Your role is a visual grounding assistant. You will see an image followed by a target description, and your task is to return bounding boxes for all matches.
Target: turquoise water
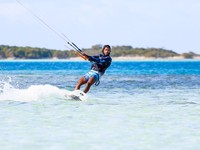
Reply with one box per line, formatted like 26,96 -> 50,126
0,60 -> 200,150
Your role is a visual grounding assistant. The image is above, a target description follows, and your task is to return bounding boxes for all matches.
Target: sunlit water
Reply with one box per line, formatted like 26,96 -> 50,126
0,60 -> 200,150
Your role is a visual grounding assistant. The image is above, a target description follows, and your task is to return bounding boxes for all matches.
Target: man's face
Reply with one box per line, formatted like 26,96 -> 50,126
103,47 -> 111,56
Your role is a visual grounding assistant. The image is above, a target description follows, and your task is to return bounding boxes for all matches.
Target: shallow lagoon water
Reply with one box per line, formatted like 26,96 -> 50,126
0,60 -> 200,150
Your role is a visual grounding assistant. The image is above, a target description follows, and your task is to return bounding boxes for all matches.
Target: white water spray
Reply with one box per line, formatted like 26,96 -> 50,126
0,81 -> 68,102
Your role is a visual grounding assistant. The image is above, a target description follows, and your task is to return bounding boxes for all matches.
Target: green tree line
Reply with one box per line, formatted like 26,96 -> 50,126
0,44 -> 199,59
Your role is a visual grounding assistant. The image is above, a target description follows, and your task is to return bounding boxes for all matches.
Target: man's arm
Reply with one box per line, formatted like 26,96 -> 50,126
83,53 -> 100,63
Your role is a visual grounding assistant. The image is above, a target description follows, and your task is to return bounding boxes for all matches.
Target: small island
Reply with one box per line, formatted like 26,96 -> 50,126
0,44 -> 199,60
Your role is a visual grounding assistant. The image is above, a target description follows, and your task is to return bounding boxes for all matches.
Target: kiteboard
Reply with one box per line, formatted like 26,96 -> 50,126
65,90 -> 87,101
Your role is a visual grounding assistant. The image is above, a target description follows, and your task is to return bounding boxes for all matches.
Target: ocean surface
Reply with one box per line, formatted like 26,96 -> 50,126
0,60 -> 200,150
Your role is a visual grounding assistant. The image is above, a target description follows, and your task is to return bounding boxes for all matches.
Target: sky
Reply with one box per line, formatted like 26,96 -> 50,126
0,0 -> 200,54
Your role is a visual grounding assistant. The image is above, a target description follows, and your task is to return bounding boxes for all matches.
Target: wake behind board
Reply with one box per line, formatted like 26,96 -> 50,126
65,90 -> 87,101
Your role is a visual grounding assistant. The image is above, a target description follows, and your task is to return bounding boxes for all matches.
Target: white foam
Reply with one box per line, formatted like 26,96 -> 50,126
0,82 -> 68,102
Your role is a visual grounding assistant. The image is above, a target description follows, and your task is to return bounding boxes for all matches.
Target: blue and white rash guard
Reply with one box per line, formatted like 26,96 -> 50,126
88,54 -> 112,75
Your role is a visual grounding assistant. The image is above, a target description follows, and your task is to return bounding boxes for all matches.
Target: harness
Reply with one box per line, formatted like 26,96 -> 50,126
95,80 -> 100,86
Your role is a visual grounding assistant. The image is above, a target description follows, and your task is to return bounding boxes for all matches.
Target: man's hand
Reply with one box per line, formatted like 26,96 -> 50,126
82,53 -> 90,59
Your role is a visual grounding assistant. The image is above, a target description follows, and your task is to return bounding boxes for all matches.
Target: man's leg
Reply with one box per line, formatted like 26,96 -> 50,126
74,76 -> 87,91
83,76 -> 96,93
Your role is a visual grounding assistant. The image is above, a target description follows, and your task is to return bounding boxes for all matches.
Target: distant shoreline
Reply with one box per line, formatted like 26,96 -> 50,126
1,56 -> 200,61
67,56 -> 200,61
111,56 -> 200,61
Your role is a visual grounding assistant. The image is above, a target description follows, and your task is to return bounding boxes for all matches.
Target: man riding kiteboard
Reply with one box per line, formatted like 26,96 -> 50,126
74,45 -> 112,93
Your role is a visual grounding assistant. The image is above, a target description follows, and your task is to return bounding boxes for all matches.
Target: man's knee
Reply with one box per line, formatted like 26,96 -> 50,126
87,80 -> 95,86
78,77 -> 86,84
86,81 -> 93,87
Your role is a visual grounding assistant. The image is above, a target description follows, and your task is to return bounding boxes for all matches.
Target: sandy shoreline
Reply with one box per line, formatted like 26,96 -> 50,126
1,56 -> 200,61
68,56 -> 200,61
